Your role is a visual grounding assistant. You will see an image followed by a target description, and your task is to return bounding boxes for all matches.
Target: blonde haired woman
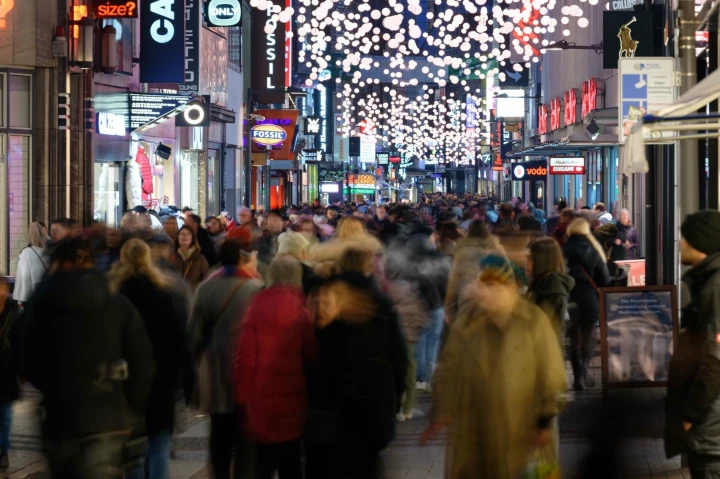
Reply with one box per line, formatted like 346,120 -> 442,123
564,218 -> 612,391
109,239 -> 193,479
13,223 -> 49,305
308,216 -> 383,264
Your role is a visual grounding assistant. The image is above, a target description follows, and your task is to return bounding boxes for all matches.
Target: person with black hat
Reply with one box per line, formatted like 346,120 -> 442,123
666,210 -> 720,477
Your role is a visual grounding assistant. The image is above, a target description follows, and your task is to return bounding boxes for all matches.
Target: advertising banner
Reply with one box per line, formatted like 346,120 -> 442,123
251,2 -> 286,104
129,93 -> 192,129
180,0 -> 201,95
599,286 -> 677,397
251,109 -> 299,160
140,0 -> 186,83
614,259 -> 646,286
549,156 -> 585,175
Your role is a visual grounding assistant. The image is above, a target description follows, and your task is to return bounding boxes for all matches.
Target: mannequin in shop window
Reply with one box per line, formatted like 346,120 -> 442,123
126,159 -> 143,209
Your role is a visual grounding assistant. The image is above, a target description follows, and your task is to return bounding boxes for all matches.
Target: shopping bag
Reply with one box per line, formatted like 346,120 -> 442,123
525,448 -> 561,479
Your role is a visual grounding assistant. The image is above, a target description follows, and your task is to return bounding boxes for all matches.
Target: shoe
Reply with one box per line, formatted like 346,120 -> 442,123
0,449 -> 9,469
416,381 -> 428,390
572,378 -> 584,392
584,370 -> 596,388
396,413 -> 406,422
404,413 -> 413,420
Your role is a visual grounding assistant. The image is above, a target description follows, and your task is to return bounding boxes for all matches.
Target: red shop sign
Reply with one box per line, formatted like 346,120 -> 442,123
550,97 -> 561,131
538,104 -> 548,135
582,78 -> 598,119
564,89 -> 577,126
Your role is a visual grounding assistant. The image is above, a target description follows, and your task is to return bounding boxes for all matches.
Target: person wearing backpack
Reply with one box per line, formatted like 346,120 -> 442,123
0,277 -> 21,470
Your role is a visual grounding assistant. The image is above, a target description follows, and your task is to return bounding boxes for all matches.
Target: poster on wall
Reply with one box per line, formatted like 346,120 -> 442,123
599,286 -> 677,398
140,0 -> 186,83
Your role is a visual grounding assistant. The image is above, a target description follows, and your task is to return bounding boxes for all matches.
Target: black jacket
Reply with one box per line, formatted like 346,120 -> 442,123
117,275 -> 193,433
564,235 -> 612,322
24,270 -> 155,440
307,273 -> 408,451
528,272 -> 575,338
197,228 -> 219,267
666,253 -> 720,457
0,299 -> 22,402
612,223 -> 640,261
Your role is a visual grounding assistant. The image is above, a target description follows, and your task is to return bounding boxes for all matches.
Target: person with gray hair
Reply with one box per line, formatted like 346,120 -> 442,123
613,208 -> 640,260
277,231 -> 319,294
233,256 -> 316,479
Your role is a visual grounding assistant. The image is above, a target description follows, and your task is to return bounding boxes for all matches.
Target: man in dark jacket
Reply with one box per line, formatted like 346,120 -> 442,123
666,211 -> 720,477
24,239 -> 155,478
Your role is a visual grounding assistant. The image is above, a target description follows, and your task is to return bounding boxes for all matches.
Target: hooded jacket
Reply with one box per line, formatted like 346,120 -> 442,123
234,286 -> 317,444
24,270 -> 155,440
666,253 -> 720,457
564,235 -> 612,322
528,272 -> 575,340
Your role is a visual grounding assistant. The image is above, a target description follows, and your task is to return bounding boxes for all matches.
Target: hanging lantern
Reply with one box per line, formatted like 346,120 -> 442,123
101,24 -> 117,74
69,16 -> 94,69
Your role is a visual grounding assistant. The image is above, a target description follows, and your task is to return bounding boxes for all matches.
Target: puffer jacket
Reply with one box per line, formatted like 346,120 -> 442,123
564,235 -> 612,322
234,286 -> 317,444
666,253 -> 720,458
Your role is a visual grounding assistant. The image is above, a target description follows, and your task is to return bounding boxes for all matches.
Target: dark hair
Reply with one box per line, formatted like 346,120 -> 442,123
51,218 -> 73,229
437,222 -> 462,241
467,220 -> 490,239
51,238 -> 95,266
581,206 -> 592,210
517,216 -> 543,232
594,202 -> 607,212
499,204 -> 514,219
182,206 -> 193,213
219,239 -> 243,266
186,214 -> 202,227
528,237 -> 565,286
557,200 -> 567,210
339,248 -> 375,276
174,225 -> 200,252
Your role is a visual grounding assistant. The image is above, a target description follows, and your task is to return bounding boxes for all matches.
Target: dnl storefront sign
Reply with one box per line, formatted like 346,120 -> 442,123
206,0 -> 241,27
549,156 -> 586,175
251,0 -> 286,104
140,0 -> 185,83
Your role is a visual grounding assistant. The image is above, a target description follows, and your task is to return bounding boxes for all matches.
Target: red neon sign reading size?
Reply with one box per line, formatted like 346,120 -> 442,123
96,1 -> 138,18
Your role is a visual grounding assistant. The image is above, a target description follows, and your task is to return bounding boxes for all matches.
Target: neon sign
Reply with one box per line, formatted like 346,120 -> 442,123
550,98 -> 561,131
96,1 -> 138,18
564,89 -> 577,126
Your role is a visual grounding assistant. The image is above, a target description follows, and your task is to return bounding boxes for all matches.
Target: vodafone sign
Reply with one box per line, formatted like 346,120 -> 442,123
549,156 -> 586,175
511,160 -> 548,181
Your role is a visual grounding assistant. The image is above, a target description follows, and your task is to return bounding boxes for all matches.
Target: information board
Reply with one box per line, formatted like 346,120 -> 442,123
129,93 -> 191,130
599,286 -> 677,399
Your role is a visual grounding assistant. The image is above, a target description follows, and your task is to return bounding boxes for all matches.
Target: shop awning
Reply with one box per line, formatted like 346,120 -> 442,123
624,68 -> 720,174
506,134 -> 620,158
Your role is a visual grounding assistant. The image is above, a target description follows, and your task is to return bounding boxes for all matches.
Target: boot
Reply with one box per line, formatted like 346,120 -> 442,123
583,361 -> 596,388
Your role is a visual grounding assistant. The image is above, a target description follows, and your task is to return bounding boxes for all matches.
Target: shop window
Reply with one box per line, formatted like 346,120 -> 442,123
94,163 -> 121,227
207,150 -> 220,216
180,151 -> 200,211
228,26 -> 242,73
9,75 -> 30,129
8,135 -> 29,275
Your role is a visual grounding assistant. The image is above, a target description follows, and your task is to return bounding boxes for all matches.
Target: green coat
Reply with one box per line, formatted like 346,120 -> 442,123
432,298 -> 566,479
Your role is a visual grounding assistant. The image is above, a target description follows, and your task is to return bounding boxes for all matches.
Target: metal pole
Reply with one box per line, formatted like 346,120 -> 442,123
679,0 -> 700,217
263,149 -> 271,210
245,88 -> 253,208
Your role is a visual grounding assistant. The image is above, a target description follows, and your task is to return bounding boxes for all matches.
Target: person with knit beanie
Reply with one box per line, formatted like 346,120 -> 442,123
666,210 -> 720,477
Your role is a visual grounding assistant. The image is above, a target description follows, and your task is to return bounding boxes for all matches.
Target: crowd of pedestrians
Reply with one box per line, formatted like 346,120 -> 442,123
0,194 -> 716,478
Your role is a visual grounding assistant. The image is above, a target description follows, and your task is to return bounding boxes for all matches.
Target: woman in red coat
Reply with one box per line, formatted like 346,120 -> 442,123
234,257 -> 317,479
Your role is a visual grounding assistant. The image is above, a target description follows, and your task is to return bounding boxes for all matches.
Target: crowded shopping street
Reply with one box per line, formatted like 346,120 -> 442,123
3,0 -> 720,477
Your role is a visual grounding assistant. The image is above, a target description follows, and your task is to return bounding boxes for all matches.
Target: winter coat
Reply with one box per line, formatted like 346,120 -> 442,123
197,228 -> 219,267
125,160 -> 143,209
306,273 -> 408,451
188,267 -> 264,414
614,222 -> 640,260
666,253 -> 720,458
445,236 -> 506,324
117,275 -> 193,433
23,270 -> 155,440
13,246 -> 49,303
564,235 -> 612,323
135,148 -> 154,200
308,234 -> 384,264
387,280 -> 429,343
0,300 -> 22,402
528,272 -> 575,341
234,286 -> 317,444
173,248 -> 210,290
432,298 -> 566,479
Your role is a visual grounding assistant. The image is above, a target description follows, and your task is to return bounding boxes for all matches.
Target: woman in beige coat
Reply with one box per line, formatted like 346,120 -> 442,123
424,254 -> 566,479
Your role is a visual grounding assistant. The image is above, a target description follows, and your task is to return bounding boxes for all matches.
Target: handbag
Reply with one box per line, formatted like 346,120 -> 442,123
192,278 -> 248,411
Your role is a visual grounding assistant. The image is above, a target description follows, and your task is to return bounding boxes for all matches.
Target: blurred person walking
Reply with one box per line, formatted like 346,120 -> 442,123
13,222 -> 49,306
234,258 -> 317,479
551,209 -> 576,247
188,240 -> 264,479
308,217 -> 383,265
526,237 -> 575,341
23,239 -> 155,478
422,255 -> 566,479
564,219 -> 612,391
173,226 -> 210,290
0,277 -> 21,470
666,211 -> 720,477
206,217 -> 227,255
109,239 -> 194,479
184,214 -> 219,267
305,248 -> 408,479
